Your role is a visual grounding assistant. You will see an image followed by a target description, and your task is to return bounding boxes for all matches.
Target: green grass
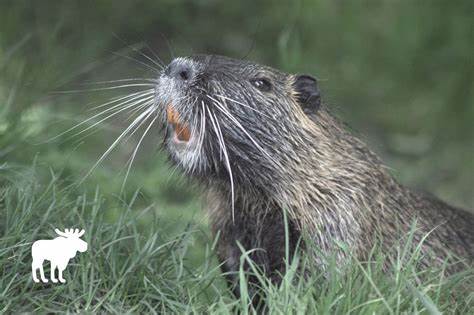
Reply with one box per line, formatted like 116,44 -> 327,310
1,166 -> 473,313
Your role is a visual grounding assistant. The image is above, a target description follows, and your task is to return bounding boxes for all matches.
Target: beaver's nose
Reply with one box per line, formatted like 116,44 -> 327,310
166,58 -> 194,82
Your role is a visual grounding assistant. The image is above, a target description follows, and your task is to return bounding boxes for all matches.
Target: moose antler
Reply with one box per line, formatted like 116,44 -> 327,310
55,228 -> 85,238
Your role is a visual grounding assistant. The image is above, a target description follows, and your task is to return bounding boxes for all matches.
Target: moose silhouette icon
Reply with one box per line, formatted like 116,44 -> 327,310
31,228 -> 88,283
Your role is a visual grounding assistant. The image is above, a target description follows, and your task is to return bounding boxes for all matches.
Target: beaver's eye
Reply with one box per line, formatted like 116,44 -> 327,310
250,78 -> 272,92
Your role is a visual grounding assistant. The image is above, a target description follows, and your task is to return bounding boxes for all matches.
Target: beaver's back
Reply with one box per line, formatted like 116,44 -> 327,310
302,109 -> 473,269
415,193 -> 474,258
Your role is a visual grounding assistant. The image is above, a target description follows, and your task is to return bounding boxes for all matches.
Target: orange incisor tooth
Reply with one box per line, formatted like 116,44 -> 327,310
167,105 -> 179,124
167,104 -> 191,142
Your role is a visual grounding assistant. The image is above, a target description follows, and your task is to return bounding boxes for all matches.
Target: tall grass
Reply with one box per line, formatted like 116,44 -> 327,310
1,166 -> 472,313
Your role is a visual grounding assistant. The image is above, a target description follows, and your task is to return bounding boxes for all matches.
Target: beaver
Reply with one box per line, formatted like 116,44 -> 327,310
154,54 -> 473,295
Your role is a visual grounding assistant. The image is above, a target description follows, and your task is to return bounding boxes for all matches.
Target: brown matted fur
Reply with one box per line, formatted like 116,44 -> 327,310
155,55 -> 473,298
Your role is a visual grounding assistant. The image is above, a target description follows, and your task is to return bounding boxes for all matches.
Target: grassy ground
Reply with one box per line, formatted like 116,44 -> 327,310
1,166 -> 473,313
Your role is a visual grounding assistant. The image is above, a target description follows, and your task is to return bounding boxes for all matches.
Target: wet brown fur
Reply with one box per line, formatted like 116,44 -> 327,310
156,55 -> 474,300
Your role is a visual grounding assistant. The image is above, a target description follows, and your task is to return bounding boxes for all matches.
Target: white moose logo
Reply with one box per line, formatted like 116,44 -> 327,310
31,228 -> 88,283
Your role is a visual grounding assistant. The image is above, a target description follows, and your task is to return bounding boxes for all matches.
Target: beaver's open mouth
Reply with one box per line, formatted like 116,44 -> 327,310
167,105 -> 191,143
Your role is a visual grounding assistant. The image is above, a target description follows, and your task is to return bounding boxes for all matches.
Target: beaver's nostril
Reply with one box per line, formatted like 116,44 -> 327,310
174,65 -> 192,81
179,69 -> 190,81
167,59 -> 194,82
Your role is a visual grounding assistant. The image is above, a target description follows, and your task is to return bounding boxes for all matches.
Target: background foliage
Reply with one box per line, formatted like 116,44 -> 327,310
0,1 -> 472,313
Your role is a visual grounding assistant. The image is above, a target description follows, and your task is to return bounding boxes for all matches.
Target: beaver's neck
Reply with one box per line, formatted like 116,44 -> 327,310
258,107 -> 399,206
209,107 -> 404,254
275,109 -> 402,250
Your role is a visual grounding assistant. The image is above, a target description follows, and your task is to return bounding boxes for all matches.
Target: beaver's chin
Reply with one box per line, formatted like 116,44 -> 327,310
166,126 -> 207,176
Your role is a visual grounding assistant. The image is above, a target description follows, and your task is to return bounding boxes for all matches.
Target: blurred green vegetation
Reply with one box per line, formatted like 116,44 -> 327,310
1,0 -> 472,209
0,0 -> 473,311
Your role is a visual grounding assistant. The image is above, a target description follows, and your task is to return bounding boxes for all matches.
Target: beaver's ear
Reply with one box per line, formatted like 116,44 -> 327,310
292,74 -> 321,114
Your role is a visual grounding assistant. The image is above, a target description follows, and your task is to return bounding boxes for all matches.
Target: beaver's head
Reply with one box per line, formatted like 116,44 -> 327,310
155,55 -> 321,189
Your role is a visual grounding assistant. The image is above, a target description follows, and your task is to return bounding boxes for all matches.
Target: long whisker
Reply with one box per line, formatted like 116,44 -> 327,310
208,95 -> 280,168
53,83 -> 155,94
112,51 -> 161,73
87,89 -> 154,112
206,105 -> 235,222
121,101 -> 156,143
161,34 -> 175,60
88,100 -> 153,157
121,113 -> 158,192
214,94 -> 273,119
186,98 -> 201,173
81,78 -> 158,86
144,42 -> 167,68
79,106 -> 155,183
131,46 -> 165,70
41,90 -> 154,144
124,99 -> 155,121
111,37 -> 165,70
66,95 -> 155,141
124,100 -> 156,128
71,101 -> 158,178
197,101 -> 207,172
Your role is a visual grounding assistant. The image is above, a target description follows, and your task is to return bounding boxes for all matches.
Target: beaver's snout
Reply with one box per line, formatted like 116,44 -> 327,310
165,58 -> 195,83
159,58 -> 200,144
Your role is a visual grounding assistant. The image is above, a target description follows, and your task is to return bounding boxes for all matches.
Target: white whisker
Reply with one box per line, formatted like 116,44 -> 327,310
87,89 -> 154,112
214,94 -> 273,119
81,78 -> 158,86
112,51 -> 161,73
206,105 -> 235,222
67,95 -> 154,140
197,101 -> 207,172
118,41 -> 165,70
79,106 -> 155,183
121,114 -> 158,192
144,42 -> 167,68
122,101 -> 156,143
208,95 -> 280,168
124,99 -> 155,122
53,83 -> 155,94
42,90 -> 154,144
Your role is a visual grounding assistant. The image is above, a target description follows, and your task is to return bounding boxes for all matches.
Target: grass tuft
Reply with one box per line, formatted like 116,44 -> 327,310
1,167 -> 472,313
